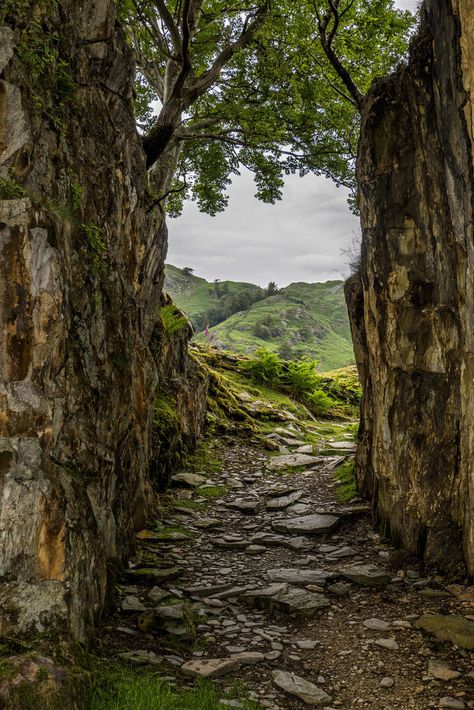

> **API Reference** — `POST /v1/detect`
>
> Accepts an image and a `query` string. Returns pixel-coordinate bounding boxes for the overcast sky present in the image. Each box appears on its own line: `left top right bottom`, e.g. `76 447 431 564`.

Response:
167 0 420 288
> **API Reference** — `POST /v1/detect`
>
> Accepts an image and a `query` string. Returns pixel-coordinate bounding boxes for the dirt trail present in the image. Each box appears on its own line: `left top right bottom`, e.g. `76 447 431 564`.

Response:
98 424 473 709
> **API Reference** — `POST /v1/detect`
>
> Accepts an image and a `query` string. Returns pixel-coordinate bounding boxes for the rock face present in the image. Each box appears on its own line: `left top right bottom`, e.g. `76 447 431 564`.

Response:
346 0 474 575
0 1 207 639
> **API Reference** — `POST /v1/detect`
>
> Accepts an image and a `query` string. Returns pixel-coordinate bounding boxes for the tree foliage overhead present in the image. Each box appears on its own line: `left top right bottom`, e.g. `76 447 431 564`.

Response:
119 0 415 215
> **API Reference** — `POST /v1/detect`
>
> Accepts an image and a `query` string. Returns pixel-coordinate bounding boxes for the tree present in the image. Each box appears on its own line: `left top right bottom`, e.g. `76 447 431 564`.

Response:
266 281 279 296
182 266 194 275
118 0 414 215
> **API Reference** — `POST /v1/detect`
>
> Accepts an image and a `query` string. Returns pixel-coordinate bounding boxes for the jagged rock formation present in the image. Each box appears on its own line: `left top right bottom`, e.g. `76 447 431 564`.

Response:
0 0 206 639
346 0 474 576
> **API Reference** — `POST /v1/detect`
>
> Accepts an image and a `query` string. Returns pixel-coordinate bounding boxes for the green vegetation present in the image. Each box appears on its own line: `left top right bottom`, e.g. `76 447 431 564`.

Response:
244 349 337 417
245 349 283 388
160 303 189 339
2 0 76 131
120 0 414 214
165 266 355 371
182 440 222 474
71 180 84 213
196 485 228 500
152 525 194 540
164 265 266 332
333 459 357 502
0 177 27 200
82 224 106 273
89 669 260 710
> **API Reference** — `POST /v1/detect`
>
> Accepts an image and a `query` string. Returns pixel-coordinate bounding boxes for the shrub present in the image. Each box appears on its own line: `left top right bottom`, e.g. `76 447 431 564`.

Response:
305 388 335 416
283 357 320 397
245 348 283 386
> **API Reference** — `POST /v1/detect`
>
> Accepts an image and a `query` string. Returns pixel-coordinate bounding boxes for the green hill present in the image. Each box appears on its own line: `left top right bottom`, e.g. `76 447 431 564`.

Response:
164 265 354 371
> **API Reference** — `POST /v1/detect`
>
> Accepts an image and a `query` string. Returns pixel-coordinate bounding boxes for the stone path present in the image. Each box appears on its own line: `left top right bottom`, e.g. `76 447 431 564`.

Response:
98 425 474 709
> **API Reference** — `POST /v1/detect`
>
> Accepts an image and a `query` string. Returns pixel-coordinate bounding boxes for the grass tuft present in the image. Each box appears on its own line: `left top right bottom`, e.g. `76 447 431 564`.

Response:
89 668 260 710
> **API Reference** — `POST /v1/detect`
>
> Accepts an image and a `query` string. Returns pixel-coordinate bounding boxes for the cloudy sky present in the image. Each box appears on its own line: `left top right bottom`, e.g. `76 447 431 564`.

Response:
167 0 420 288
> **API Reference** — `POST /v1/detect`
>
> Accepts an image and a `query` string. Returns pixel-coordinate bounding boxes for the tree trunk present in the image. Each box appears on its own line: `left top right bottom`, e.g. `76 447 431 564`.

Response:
347 0 474 576
0 0 207 640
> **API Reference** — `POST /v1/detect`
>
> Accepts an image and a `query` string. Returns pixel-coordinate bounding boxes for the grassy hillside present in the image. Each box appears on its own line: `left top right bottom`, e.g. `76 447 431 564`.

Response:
165 265 354 371
164 264 265 331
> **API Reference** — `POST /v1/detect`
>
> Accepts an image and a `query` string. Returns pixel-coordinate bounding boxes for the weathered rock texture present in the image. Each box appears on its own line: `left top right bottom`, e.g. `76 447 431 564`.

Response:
347 0 474 575
0 0 207 639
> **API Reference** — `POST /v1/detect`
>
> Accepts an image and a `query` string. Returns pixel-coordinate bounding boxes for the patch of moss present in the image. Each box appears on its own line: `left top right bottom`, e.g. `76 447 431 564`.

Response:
153 525 194 540
196 485 228 499
183 440 222 474
154 394 179 432
333 458 357 502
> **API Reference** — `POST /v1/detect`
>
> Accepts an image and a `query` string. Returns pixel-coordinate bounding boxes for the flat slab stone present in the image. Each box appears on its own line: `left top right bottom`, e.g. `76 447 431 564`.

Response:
192 518 222 529
267 491 303 510
268 454 322 470
120 595 147 613
324 545 356 560
331 504 371 517
148 587 170 604
224 499 260 514
375 637 399 650
171 472 206 487
338 563 391 587
182 657 240 679
266 568 335 586
183 582 235 597
251 532 314 551
363 618 391 631
242 583 329 617
428 659 461 681
413 614 474 649
272 670 332 706
118 650 162 666
296 445 314 454
214 538 250 550
326 441 357 451
124 566 182 584
272 514 340 535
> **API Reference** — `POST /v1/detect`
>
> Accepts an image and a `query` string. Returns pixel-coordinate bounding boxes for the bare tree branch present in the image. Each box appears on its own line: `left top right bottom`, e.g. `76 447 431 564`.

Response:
182 2 270 106
154 0 182 51
316 0 363 110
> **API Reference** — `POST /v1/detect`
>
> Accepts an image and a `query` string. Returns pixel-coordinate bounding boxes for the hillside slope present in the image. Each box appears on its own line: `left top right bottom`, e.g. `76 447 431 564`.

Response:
165 265 354 371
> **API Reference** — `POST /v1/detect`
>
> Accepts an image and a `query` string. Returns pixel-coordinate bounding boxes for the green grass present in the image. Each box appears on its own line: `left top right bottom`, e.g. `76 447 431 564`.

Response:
89 668 261 710
333 459 357 502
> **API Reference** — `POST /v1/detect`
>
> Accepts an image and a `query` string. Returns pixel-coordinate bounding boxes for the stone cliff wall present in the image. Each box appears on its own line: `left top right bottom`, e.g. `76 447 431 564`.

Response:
0 0 207 639
347 0 474 576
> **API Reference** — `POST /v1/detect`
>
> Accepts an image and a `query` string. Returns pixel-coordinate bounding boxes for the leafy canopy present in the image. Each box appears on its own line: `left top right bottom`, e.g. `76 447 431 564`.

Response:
119 0 415 215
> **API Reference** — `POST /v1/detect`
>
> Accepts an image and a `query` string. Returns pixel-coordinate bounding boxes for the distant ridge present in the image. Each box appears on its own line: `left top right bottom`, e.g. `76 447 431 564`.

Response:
164 264 354 371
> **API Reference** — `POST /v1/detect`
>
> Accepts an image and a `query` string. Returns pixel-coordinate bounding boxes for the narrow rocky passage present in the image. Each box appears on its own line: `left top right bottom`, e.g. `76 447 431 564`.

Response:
98 422 474 709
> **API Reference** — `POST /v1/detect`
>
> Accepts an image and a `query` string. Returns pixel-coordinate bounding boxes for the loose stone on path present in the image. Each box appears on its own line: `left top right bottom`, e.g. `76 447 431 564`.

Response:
267 454 322 470
272 670 332 706
338 563 391 587
272 513 340 535
182 658 241 679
